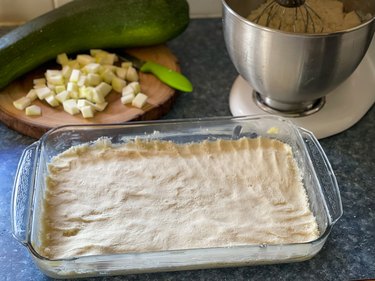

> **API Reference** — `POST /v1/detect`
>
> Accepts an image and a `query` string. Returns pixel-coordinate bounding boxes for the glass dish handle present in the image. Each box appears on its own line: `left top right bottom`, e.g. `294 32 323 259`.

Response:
299 129 343 224
11 141 39 245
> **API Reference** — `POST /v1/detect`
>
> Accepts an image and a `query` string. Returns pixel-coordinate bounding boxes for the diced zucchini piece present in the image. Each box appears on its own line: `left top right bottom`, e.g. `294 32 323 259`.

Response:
67 82 78 92
45 70 61 80
57 53 69 65
26 89 38 101
126 66 139 82
80 100 106 112
89 49 103 56
132 93 148 108
13 96 32 110
68 60 80 69
80 105 95 118
63 99 80 115
33 84 47 89
33 78 46 85
96 52 117 65
121 93 135 104
79 86 95 101
25 105 42 116
35 87 53 100
90 101 108 112
55 90 70 103
45 94 60 107
76 99 91 109
99 64 116 73
92 90 105 103
78 86 86 98
93 50 108 59
83 63 101 74
95 82 112 97
47 74 64 85
100 69 116 84
127 81 141 94
121 61 132 69
77 75 87 87
122 85 134 97
47 82 56 91
111 77 126 93
54 85 66 94
62 65 72 79
122 81 140 97
69 91 79 99
86 73 102 86
69 69 81 82
33 83 47 89
115 67 127 80
77 54 95 66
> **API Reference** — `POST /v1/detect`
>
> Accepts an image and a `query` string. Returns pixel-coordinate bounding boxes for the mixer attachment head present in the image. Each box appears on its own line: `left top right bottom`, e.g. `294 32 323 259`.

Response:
275 0 305 8
251 0 323 33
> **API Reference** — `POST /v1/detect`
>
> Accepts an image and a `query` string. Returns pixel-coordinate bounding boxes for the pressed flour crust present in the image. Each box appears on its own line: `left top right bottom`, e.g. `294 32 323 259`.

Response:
39 137 319 259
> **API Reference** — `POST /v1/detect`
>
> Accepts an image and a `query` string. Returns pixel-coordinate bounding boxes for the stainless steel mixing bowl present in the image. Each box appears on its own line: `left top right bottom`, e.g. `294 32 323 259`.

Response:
222 0 375 115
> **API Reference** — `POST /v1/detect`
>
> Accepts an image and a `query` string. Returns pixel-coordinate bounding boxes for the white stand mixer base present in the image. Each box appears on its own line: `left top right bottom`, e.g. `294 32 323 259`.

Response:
229 53 375 139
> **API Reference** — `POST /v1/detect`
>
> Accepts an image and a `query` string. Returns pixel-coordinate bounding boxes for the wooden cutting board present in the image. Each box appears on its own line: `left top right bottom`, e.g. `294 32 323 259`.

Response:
0 45 179 139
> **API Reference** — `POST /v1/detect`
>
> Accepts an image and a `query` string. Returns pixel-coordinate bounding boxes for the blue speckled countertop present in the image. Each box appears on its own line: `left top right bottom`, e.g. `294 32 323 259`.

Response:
1 19 374 281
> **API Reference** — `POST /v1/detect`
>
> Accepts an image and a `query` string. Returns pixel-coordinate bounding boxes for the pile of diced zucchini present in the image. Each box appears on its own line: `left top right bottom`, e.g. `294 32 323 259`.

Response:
13 49 148 117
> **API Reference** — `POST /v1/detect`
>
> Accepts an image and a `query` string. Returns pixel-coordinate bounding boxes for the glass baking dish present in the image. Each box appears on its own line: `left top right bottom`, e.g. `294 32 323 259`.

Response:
11 115 342 279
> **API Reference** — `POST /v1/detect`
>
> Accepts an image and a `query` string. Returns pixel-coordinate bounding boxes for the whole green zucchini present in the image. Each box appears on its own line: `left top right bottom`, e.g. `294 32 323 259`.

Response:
0 0 189 89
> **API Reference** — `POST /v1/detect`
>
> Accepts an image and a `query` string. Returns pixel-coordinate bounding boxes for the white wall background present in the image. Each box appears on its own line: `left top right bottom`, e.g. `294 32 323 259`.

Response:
0 0 222 25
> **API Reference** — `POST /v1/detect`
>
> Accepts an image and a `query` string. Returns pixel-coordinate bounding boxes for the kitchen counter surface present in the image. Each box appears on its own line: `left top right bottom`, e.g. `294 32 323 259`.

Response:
0 19 374 281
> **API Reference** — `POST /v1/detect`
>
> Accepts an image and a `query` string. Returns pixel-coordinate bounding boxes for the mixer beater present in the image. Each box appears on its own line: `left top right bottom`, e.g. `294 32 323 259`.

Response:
250 0 324 33
248 0 361 33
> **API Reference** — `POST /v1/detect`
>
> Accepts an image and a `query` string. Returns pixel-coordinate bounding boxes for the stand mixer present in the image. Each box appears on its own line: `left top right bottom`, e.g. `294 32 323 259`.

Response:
222 0 375 138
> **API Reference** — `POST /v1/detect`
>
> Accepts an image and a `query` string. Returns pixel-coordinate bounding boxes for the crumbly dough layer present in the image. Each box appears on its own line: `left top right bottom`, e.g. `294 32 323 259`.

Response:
39 137 319 259
248 0 362 33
